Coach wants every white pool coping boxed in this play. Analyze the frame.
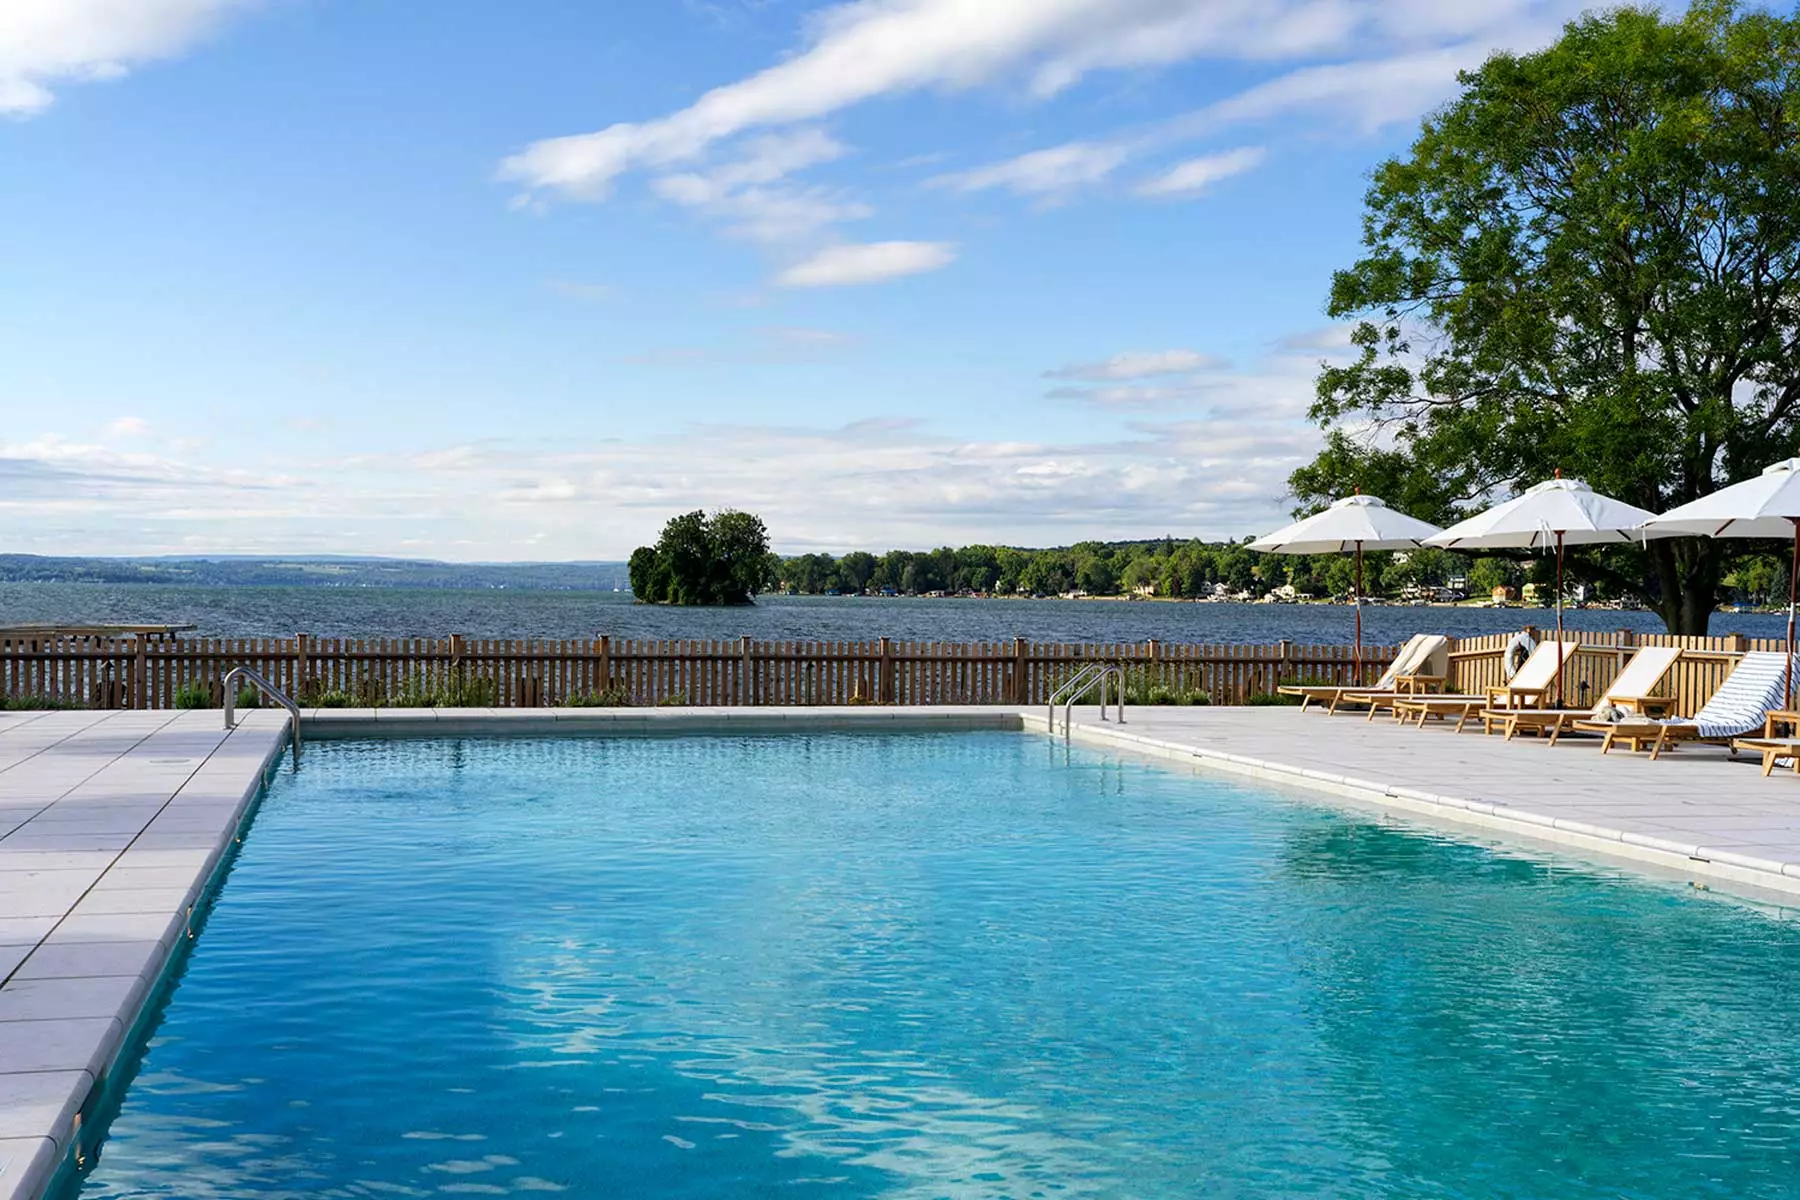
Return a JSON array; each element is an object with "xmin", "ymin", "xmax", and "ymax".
[{"xmin": 8, "ymin": 701, "xmax": 1800, "ymax": 1199}]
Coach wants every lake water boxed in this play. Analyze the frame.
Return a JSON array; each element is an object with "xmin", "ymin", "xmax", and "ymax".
[{"xmin": 0, "ymin": 582, "xmax": 1788, "ymax": 645}]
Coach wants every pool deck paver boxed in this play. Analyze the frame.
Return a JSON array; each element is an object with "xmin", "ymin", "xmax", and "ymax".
[
  {"xmin": 1045, "ymin": 705, "xmax": 1800, "ymax": 900},
  {"xmin": 0, "ymin": 708, "xmax": 291, "ymax": 1200}
]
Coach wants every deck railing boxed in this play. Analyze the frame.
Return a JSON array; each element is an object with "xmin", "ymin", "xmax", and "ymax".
[{"xmin": 0, "ymin": 627, "xmax": 1782, "ymax": 714}]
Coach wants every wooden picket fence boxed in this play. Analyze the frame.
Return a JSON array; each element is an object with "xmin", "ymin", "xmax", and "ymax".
[
  {"xmin": 1, "ymin": 627, "xmax": 1786, "ymax": 714},
  {"xmin": 0, "ymin": 633, "xmax": 1389, "ymax": 709}
]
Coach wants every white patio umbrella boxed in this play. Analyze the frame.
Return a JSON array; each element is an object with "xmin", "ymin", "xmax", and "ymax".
[
  {"xmin": 1425, "ymin": 474, "xmax": 1656, "ymax": 702},
  {"xmin": 1250, "ymin": 494, "xmax": 1443, "ymax": 684},
  {"xmin": 1641, "ymin": 457, "xmax": 1800, "ymax": 708}
]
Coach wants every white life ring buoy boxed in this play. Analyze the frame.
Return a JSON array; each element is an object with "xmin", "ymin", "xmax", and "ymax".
[{"xmin": 1504, "ymin": 632, "xmax": 1537, "ymax": 679}]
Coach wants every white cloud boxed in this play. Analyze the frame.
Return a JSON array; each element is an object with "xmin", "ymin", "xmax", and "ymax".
[
  {"xmin": 775, "ymin": 240, "xmax": 955, "ymax": 287},
  {"xmin": 1046, "ymin": 350, "xmax": 1227, "ymax": 381},
  {"xmin": 1135, "ymin": 146, "xmax": 1267, "ymax": 197},
  {"xmin": 931, "ymin": 140, "xmax": 1130, "ymax": 197},
  {"xmin": 0, "ymin": 0, "xmax": 254, "ymax": 116},
  {"xmin": 498, "ymin": 0, "xmax": 1586, "ymax": 201},
  {"xmin": 648, "ymin": 127, "xmax": 873, "ymax": 244},
  {"xmin": 104, "ymin": 416, "xmax": 152, "ymax": 437},
  {"xmin": 0, "ymin": 403, "xmax": 1325, "ymax": 558}
]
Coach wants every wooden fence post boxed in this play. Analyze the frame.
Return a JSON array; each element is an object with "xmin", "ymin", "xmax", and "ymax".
[
  {"xmin": 879, "ymin": 637, "xmax": 895, "ymax": 705},
  {"xmin": 1012, "ymin": 637, "xmax": 1028, "ymax": 704},
  {"xmin": 740, "ymin": 637, "xmax": 752, "ymax": 706},
  {"xmin": 132, "ymin": 636, "xmax": 148, "ymax": 710},
  {"xmin": 295, "ymin": 632, "xmax": 310, "ymax": 702}
]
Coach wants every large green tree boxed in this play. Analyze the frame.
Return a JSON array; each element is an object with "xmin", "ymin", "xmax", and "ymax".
[
  {"xmin": 629, "ymin": 509, "xmax": 772, "ymax": 605},
  {"xmin": 1294, "ymin": 2, "xmax": 1800, "ymax": 633}
]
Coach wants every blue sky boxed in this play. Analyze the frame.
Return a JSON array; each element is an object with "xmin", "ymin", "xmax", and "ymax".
[{"xmin": 1, "ymin": 0, "xmax": 1598, "ymax": 560}]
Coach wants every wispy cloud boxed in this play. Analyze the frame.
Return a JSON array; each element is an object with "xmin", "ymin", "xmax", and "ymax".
[
  {"xmin": 0, "ymin": 0, "xmax": 256, "ymax": 116},
  {"xmin": 930, "ymin": 140, "xmax": 1131, "ymax": 198},
  {"xmin": 1046, "ymin": 350, "xmax": 1228, "ymax": 382},
  {"xmin": 1135, "ymin": 146, "xmax": 1267, "ymax": 197},
  {"xmin": 775, "ymin": 241, "xmax": 955, "ymax": 288}
]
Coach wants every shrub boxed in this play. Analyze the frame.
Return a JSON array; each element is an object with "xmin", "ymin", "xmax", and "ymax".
[
  {"xmin": 568, "ymin": 682, "xmax": 632, "ymax": 707},
  {"xmin": 655, "ymin": 692, "xmax": 689, "ymax": 707},
  {"xmin": 391, "ymin": 668, "xmax": 497, "ymax": 708},
  {"xmin": 0, "ymin": 694, "xmax": 86, "ymax": 711},
  {"xmin": 1246, "ymin": 691, "xmax": 1304, "ymax": 706},
  {"xmin": 173, "ymin": 680, "xmax": 216, "ymax": 709},
  {"xmin": 1068, "ymin": 667, "xmax": 1210, "ymax": 707}
]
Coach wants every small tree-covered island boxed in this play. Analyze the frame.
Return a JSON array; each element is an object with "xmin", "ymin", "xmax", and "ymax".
[{"xmin": 628, "ymin": 510, "xmax": 773, "ymax": 606}]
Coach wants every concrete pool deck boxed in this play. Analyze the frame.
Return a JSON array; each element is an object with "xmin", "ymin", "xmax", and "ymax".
[
  {"xmin": 6, "ymin": 702, "xmax": 1800, "ymax": 1199},
  {"xmin": 0, "ymin": 708, "xmax": 291, "ymax": 1200}
]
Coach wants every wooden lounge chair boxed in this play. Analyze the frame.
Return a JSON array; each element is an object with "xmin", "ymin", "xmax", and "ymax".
[
  {"xmin": 1280, "ymin": 634, "xmax": 1448, "ymax": 714},
  {"xmin": 1571, "ymin": 651, "xmax": 1797, "ymax": 759},
  {"xmin": 1391, "ymin": 640, "xmax": 1580, "ymax": 731},
  {"xmin": 1483, "ymin": 646, "xmax": 1681, "ymax": 743}
]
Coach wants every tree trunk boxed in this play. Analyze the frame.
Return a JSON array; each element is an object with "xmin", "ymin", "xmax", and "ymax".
[{"xmin": 1648, "ymin": 539, "xmax": 1723, "ymax": 636}]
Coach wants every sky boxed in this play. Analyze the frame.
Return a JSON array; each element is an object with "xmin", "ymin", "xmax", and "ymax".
[{"xmin": 0, "ymin": 0, "xmax": 1604, "ymax": 561}]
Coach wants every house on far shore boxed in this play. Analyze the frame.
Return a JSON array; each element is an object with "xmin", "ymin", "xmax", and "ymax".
[{"xmin": 1491, "ymin": 585, "xmax": 1519, "ymax": 604}]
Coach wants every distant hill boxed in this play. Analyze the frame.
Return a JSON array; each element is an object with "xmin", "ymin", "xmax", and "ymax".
[{"xmin": 0, "ymin": 555, "xmax": 632, "ymax": 592}]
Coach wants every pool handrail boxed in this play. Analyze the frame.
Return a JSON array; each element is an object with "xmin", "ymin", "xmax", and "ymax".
[
  {"xmin": 223, "ymin": 664, "xmax": 301, "ymax": 763},
  {"xmin": 1047, "ymin": 663, "xmax": 1126, "ymax": 738}
]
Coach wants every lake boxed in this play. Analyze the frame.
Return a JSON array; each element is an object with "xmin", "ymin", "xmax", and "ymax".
[{"xmin": 0, "ymin": 582, "xmax": 1788, "ymax": 644}]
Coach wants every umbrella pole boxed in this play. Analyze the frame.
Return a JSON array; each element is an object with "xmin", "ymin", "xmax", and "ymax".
[
  {"xmin": 1555, "ymin": 530, "xmax": 1566, "ymax": 706},
  {"xmin": 1788, "ymin": 520, "xmax": 1798, "ymax": 712},
  {"xmin": 1354, "ymin": 541, "xmax": 1364, "ymax": 687}
]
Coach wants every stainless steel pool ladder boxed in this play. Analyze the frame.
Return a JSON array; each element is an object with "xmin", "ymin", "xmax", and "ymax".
[
  {"xmin": 223, "ymin": 665, "xmax": 302, "ymax": 762},
  {"xmin": 1046, "ymin": 663, "xmax": 1126, "ymax": 739}
]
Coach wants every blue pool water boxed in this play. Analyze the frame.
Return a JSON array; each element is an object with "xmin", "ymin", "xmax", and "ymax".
[{"xmin": 68, "ymin": 733, "xmax": 1800, "ymax": 1199}]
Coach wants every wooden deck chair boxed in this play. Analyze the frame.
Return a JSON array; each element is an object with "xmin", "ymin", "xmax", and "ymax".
[
  {"xmin": 1484, "ymin": 646, "xmax": 1681, "ymax": 743},
  {"xmin": 1391, "ymin": 640, "xmax": 1580, "ymax": 731},
  {"xmin": 1279, "ymin": 634, "xmax": 1447, "ymax": 714},
  {"xmin": 1571, "ymin": 650, "xmax": 1797, "ymax": 759}
]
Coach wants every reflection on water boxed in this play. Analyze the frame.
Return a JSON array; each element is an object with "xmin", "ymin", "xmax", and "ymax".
[{"xmin": 67, "ymin": 733, "xmax": 1800, "ymax": 1199}]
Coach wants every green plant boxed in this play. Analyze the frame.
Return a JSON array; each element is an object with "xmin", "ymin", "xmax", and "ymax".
[
  {"xmin": 1246, "ymin": 691, "xmax": 1304, "ymax": 707},
  {"xmin": 236, "ymin": 686, "xmax": 261, "ymax": 710},
  {"xmin": 390, "ymin": 668, "xmax": 496, "ymax": 708},
  {"xmin": 310, "ymin": 689, "xmax": 356, "ymax": 708},
  {"xmin": 0, "ymin": 694, "xmax": 86, "ymax": 711},
  {"xmin": 173, "ymin": 680, "xmax": 216, "ymax": 709},
  {"xmin": 568, "ymin": 682, "xmax": 632, "ymax": 707},
  {"xmin": 655, "ymin": 691, "xmax": 689, "ymax": 707}
]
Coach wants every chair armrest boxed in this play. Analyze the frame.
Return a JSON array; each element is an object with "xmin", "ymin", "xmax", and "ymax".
[
  {"xmin": 1395, "ymin": 673, "xmax": 1445, "ymax": 694},
  {"xmin": 1487, "ymin": 683, "xmax": 1550, "ymax": 708},
  {"xmin": 1766, "ymin": 709, "xmax": 1800, "ymax": 737}
]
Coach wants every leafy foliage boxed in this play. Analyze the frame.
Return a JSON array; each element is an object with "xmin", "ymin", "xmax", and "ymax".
[
  {"xmin": 1295, "ymin": 2, "xmax": 1800, "ymax": 633},
  {"xmin": 629, "ymin": 510, "xmax": 773, "ymax": 606},
  {"xmin": 773, "ymin": 538, "xmax": 1486, "ymax": 602}
]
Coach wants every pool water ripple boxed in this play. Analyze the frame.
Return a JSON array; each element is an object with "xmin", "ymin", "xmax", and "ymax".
[{"xmin": 63, "ymin": 733, "xmax": 1800, "ymax": 1199}]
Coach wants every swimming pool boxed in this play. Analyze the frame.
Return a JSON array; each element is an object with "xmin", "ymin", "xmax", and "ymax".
[{"xmin": 63, "ymin": 731, "xmax": 1800, "ymax": 1198}]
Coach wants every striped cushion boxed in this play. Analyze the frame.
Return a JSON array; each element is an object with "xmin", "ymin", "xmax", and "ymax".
[{"xmin": 1693, "ymin": 652, "xmax": 1798, "ymax": 739}]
